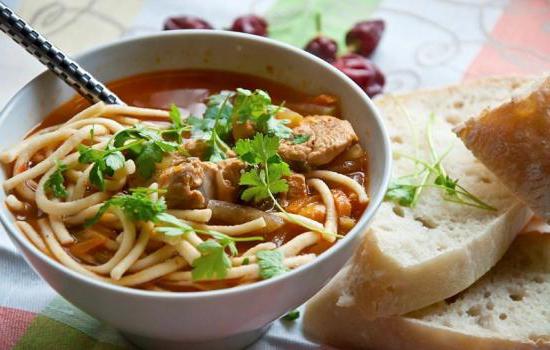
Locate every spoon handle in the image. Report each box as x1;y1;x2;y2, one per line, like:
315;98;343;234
0;3;124;105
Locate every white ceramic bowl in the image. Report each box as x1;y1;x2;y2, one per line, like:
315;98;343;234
0;31;391;349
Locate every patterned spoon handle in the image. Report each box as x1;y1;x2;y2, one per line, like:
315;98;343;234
0;2;124;105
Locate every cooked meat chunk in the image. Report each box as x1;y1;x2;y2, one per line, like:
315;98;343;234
278;115;358;167
214;158;246;202
154;155;245;209
285;173;308;200
155;157;210;209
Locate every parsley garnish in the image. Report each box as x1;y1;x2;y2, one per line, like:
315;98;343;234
44;160;68;198
112;125;179;179
235;133;342;239
192;240;232;280
187;89;293;163
282;310;300;321
232;88;292;139
292;134;310;144
235;134;291;202
188;92;233;162
385;114;496;211
78;124;179;189
78;146;125;191
154;212;263;281
163;104;191;143
256;250;288;279
85;187;167;226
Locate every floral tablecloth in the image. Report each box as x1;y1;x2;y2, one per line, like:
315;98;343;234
1;0;549;349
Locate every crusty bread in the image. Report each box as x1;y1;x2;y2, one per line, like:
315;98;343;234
303;232;550;350
456;76;550;221
330;77;534;319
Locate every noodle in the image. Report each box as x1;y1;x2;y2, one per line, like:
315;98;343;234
4;125;107;191
307;170;369;203
164;254;316;283
116;257;187;287
48;215;75;245
187;217;266;236
86;208;136;275
167;209;212;223
102;105;170;119
37;218;105;280
5;194;26;212
307;179;338;242
16;221;48;254
128;245;177;273
110;222;152;280
277;232;320;257
174;240;201;265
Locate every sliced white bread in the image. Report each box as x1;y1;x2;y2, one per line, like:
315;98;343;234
303;232;550;350
456;76;550;222
335;77;533;319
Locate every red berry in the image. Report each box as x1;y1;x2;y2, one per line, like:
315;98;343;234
304;36;338;62
230;15;268;36
333;53;385;97
163;16;213;30
345;19;385;57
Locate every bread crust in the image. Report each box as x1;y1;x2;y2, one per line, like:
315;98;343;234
304;234;550;350
456;77;550;222
344;77;534;319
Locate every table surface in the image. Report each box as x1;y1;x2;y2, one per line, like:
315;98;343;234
1;0;549;349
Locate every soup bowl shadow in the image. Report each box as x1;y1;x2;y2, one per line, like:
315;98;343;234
0;30;391;350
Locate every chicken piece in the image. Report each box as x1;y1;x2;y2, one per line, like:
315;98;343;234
154;155;245;209
155;157;210;209
278;115;358;167
215;158;246;202
285;173;308;200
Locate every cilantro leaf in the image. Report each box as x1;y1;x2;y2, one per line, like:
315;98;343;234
235;133;280;165
282;310;300;321
134;142;164;179
292;134;310;144
78;146;125;190
237;134;290;203
85;188;167;226
261;114;292;139
385;179;417;207
256;250;288;279
169;104;183;129
232;89;292;139
188;92;234;162
44;161;68;198
192;240;231;281
110;125;178;179
385;113;495;211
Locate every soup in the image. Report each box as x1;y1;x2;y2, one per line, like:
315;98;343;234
1;70;369;292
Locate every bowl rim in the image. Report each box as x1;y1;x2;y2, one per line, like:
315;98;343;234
0;29;392;300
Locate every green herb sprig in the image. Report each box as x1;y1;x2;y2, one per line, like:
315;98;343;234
84;187;167;226
44;160;68;199
235;134;342;238
256;249;288;279
385;114;496;211
154;212;263;281
188;92;234;162
78;122;182;189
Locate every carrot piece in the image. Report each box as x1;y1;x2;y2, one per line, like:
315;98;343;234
69;236;107;257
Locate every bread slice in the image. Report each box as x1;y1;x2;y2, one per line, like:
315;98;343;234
455;77;550;221
303;232;550;350
333;77;533;319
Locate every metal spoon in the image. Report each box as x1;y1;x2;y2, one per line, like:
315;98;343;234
0;2;124;105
